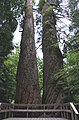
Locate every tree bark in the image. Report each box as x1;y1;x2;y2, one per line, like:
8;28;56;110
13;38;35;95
15;0;41;104
42;3;63;104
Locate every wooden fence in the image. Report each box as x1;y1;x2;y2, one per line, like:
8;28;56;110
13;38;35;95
0;103;79;120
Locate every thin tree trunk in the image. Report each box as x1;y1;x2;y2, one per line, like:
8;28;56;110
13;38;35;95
15;0;41;104
42;3;63;104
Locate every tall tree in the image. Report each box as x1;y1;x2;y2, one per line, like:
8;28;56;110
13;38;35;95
15;0;41;104
41;2;63;104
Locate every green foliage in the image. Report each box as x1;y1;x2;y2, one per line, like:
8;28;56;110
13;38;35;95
0;47;19;103
56;49;79;103
64;51;79;103
69;1;78;29
37;57;43;95
68;0;79;52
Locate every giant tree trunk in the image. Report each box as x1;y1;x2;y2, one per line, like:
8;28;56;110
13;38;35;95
42;3;63;104
15;0;41;104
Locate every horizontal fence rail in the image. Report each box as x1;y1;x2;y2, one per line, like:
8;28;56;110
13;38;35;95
0;103;79;120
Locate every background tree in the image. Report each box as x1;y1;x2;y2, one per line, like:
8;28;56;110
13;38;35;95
0;0;24;102
0;0;17;65
59;0;79;103
0;0;25;63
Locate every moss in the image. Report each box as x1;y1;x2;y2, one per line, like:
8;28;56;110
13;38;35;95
51;43;59;48
46;6;54;13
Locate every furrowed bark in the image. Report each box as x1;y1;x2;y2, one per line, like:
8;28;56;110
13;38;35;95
42;3;63;104
15;0;41;104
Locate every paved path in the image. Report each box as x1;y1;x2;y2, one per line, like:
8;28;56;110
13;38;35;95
3;118;68;120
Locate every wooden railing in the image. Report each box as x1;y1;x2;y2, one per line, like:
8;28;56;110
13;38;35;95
70;103;79;120
0;102;79;120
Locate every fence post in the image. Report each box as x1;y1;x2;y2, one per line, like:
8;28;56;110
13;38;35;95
26;104;28;118
70;108;74;120
74;113;78;120
43;105;46;117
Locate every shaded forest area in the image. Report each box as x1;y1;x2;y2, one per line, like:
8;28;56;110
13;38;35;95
0;0;79;105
